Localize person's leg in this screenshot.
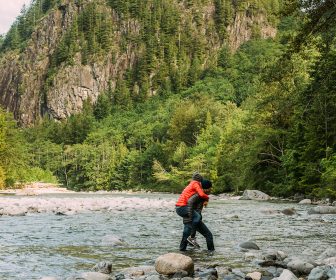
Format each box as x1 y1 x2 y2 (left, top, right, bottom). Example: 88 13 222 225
196 221 215 251
176 206 193 251
180 222 192 251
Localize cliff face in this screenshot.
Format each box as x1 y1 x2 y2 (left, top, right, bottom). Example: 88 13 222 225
0 0 277 125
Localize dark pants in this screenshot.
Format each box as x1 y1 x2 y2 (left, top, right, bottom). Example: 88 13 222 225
176 206 214 251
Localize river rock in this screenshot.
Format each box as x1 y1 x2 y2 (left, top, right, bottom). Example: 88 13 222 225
246 272 262 280
308 206 336 214
278 269 299 280
308 265 336 280
101 235 127 246
155 253 194 275
81 272 113 280
286 258 315 275
239 241 260 250
120 266 155 277
322 257 336 266
281 208 297 216
299 199 312 204
239 190 270 201
92 261 112 274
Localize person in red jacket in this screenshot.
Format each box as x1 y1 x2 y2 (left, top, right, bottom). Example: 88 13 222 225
175 172 209 251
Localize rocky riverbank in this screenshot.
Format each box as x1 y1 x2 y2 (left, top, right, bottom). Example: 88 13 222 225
39 244 336 280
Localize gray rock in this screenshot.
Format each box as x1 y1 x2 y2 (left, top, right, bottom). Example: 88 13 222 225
308 265 336 280
239 241 260 250
287 259 315 275
145 275 162 280
299 199 312 204
155 253 194 275
101 235 127 246
80 272 113 280
239 190 270 201
278 270 298 280
308 206 336 214
92 261 112 274
120 266 155 277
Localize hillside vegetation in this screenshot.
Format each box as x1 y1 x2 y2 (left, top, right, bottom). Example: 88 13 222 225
0 0 335 199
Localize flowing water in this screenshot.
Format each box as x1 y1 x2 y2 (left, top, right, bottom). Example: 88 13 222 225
0 193 335 280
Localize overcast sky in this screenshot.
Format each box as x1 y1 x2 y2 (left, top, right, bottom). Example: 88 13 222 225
0 0 32 35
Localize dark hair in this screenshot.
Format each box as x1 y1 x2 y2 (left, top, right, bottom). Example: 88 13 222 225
201 179 212 189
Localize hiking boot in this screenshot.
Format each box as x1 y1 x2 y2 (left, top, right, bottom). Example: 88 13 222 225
187 237 200 248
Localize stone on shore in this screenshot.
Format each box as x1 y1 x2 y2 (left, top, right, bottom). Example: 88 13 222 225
299 199 312 204
155 253 194 275
286 258 315 275
239 241 260 250
308 265 336 280
308 206 336 214
246 271 262 280
81 272 113 280
92 261 112 274
278 269 299 280
239 190 270 201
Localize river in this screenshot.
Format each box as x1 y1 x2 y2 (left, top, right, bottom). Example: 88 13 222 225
0 193 335 279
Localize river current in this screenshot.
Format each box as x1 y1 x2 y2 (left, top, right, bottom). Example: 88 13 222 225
0 193 335 279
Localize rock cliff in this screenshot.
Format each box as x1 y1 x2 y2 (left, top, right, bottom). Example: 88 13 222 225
0 0 277 125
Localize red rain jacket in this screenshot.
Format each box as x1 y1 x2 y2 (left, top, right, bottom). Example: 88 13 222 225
175 180 209 206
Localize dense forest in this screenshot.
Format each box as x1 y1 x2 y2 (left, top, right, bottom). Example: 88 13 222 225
0 0 335 199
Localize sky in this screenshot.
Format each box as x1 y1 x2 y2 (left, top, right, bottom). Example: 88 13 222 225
0 0 32 35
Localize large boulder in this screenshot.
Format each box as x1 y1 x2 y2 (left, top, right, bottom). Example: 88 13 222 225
239 190 270 201
308 206 336 214
155 253 194 275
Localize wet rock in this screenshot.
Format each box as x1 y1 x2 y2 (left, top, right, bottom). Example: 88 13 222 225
155 253 194 276
246 272 262 280
239 190 270 201
232 269 246 278
120 266 155 277
287 259 315 275
172 270 189 278
80 272 113 280
92 261 112 274
308 265 336 280
278 269 298 280
299 199 312 205
258 260 287 268
114 273 126 280
101 235 127 247
215 267 232 278
245 251 262 261
308 206 336 214
197 268 218 279
239 241 260 250
262 250 287 261
281 208 296 216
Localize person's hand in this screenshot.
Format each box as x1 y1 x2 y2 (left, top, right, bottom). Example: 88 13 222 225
203 201 208 207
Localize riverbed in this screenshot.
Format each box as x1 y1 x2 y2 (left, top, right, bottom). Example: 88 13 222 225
0 193 335 279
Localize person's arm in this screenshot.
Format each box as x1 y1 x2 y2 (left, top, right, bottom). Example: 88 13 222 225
187 194 201 219
194 181 209 200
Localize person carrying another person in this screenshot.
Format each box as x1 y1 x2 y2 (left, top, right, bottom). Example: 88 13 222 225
175 172 213 251
185 179 214 251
